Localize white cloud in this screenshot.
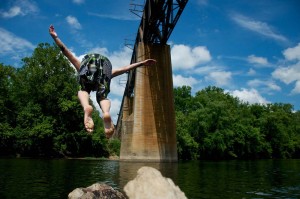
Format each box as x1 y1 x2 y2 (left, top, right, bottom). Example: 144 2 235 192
266 82 281 91
0 27 35 54
88 12 139 21
66 15 82 30
272 61 300 84
247 68 256 75
271 43 300 95
110 76 126 97
230 88 270 105
108 47 132 68
173 74 199 88
86 46 132 69
1 6 22 18
194 65 221 75
247 55 269 66
86 47 109 56
283 43 300 61
205 71 232 86
193 64 232 87
171 44 211 70
0 0 38 18
89 93 121 124
104 47 131 97
291 81 300 94
110 98 123 123
247 79 281 91
231 14 288 43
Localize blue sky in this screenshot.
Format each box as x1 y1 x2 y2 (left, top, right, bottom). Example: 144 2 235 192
1 0 300 122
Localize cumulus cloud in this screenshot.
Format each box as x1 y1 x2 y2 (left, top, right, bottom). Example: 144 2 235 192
109 98 123 123
171 44 211 70
229 88 270 105
0 0 39 18
173 74 199 88
272 43 300 95
0 27 35 54
291 81 300 94
247 79 281 92
66 15 82 29
194 64 232 87
231 14 288 43
89 92 122 124
272 62 300 95
272 59 300 85
283 43 300 61
247 68 256 75
1 6 22 18
247 55 269 66
205 71 232 87
108 47 132 68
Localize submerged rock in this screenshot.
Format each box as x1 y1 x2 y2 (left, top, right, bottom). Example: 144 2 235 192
68 183 126 199
124 166 187 199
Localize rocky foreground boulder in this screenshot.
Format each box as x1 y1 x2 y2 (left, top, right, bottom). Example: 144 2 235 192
68 183 126 199
124 166 187 199
68 166 187 199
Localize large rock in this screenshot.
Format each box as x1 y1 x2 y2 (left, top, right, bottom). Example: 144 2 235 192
68 183 126 199
124 166 187 199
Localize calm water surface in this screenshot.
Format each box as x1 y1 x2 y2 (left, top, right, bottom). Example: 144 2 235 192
0 158 299 199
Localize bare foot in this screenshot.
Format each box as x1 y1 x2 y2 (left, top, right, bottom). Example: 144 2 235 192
103 113 115 138
84 105 94 133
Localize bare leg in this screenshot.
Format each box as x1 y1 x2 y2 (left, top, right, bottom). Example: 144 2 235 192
78 90 94 133
99 99 115 138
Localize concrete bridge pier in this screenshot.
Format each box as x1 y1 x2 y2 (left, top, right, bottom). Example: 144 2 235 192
120 42 177 162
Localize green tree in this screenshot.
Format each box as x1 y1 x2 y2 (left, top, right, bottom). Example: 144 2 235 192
173 85 300 160
291 111 300 158
174 86 193 114
0 43 111 157
259 103 297 158
191 86 241 159
0 64 17 155
176 111 199 160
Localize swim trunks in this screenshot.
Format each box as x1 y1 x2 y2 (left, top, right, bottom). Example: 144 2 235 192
78 53 112 102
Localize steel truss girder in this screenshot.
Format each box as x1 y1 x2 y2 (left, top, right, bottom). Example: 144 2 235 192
127 0 189 96
115 0 188 134
140 0 188 44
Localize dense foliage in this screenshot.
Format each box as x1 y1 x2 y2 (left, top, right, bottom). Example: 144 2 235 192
1 43 299 160
0 43 117 158
175 86 300 160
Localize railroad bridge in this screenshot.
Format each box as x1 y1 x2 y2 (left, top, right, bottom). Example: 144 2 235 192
116 0 188 161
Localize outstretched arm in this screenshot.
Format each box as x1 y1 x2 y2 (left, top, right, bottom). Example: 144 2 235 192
49 25 81 71
111 59 156 78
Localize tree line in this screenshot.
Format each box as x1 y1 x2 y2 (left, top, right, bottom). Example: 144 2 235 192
0 43 119 158
175 86 300 160
0 43 299 160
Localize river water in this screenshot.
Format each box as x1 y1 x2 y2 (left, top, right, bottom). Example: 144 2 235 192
0 158 299 199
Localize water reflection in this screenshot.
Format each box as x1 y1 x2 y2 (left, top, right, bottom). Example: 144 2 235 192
117 161 178 189
0 159 299 199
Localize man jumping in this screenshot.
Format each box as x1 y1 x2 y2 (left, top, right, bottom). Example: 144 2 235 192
49 25 156 138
